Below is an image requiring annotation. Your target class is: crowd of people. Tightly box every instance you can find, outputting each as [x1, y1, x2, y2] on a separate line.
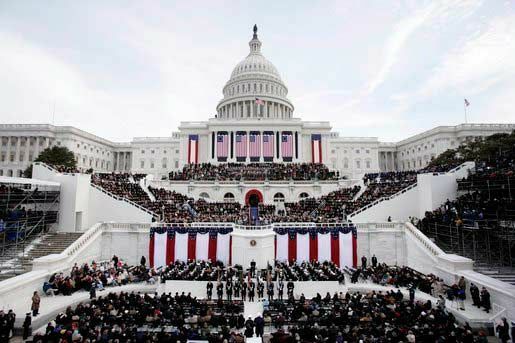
[12, 256, 506, 342]
[0, 310, 16, 341]
[31, 291, 246, 342]
[90, 168, 424, 224]
[263, 289, 488, 342]
[43, 257, 157, 297]
[169, 163, 340, 181]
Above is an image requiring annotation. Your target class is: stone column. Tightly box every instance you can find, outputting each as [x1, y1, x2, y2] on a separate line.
[5, 137, 11, 164]
[24, 137, 30, 163]
[15, 138, 21, 164]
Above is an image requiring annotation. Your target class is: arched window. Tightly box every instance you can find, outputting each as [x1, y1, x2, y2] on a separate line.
[299, 192, 309, 200]
[273, 192, 285, 202]
[223, 192, 235, 202]
[199, 192, 210, 199]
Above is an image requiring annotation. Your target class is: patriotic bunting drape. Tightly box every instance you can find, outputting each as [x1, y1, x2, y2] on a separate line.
[149, 227, 233, 268]
[217, 132, 229, 161]
[263, 132, 274, 161]
[188, 135, 199, 164]
[281, 132, 293, 161]
[249, 131, 261, 162]
[311, 134, 322, 164]
[236, 132, 247, 161]
[274, 226, 357, 268]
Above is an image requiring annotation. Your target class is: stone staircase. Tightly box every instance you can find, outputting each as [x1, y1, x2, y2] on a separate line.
[473, 264, 515, 286]
[0, 232, 83, 281]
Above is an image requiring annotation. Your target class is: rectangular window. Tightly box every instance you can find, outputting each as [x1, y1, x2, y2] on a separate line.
[140, 160, 145, 168]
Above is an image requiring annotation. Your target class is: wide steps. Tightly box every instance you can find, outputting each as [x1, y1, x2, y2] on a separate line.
[0, 232, 83, 281]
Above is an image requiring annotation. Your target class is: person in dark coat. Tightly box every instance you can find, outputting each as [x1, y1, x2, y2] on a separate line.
[140, 255, 146, 267]
[470, 283, 480, 308]
[216, 282, 223, 300]
[361, 256, 367, 269]
[267, 282, 274, 301]
[89, 283, 96, 299]
[257, 281, 264, 299]
[206, 281, 213, 300]
[254, 314, 265, 337]
[226, 282, 233, 301]
[241, 281, 247, 301]
[480, 287, 491, 313]
[250, 260, 256, 277]
[248, 281, 255, 302]
[22, 313, 31, 340]
[278, 281, 284, 300]
[244, 317, 255, 337]
[496, 317, 510, 343]
[371, 254, 378, 268]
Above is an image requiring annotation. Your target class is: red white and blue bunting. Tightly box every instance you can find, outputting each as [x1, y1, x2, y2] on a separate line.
[274, 226, 357, 268]
[149, 227, 233, 268]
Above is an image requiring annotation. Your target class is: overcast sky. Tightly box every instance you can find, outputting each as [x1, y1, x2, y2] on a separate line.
[1, 0, 514, 142]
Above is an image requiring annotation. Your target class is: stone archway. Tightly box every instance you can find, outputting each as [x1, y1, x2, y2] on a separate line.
[245, 189, 263, 206]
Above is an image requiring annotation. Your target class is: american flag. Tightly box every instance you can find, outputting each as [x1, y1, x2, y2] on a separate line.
[236, 133, 247, 158]
[217, 133, 228, 158]
[263, 133, 274, 158]
[249, 132, 260, 158]
[281, 132, 293, 158]
[255, 98, 264, 105]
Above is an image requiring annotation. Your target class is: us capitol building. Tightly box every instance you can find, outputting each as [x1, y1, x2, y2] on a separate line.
[1, 26, 514, 180]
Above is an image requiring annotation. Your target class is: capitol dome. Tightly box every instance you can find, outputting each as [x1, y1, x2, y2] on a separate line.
[216, 25, 294, 120]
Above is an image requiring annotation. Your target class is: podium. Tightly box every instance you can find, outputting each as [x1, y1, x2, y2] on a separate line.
[231, 228, 275, 269]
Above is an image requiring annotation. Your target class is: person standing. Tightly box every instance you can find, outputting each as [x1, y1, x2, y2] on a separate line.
[140, 255, 146, 267]
[254, 314, 265, 337]
[371, 254, 378, 268]
[458, 276, 466, 297]
[481, 287, 491, 313]
[89, 283, 96, 299]
[496, 317, 510, 343]
[248, 280, 255, 302]
[6, 310, 16, 340]
[409, 285, 416, 304]
[241, 281, 247, 301]
[361, 256, 367, 269]
[470, 283, 480, 308]
[206, 281, 213, 300]
[278, 280, 284, 301]
[244, 317, 255, 337]
[216, 282, 223, 301]
[250, 260, 256, 278]
[267, 282, 274, 301]
[31, 291, 40, 316]
[22, 313, 31, 340]
[226, 281, 233, 301]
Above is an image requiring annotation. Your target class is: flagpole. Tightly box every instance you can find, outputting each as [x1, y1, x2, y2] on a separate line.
[464, 102, 467, 124]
